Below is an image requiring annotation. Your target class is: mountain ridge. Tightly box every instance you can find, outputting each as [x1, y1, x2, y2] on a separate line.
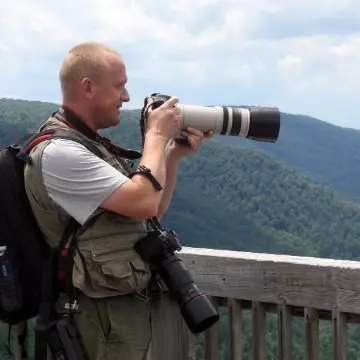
[2, 97, 360, 203]
[2, 98, 360, 360]
[1, 97, 360, 261]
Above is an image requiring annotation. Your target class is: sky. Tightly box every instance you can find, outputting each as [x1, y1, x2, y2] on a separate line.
[1, 0, 360, 129]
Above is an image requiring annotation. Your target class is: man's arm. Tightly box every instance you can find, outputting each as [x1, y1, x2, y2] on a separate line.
[155, 128, 215, 219]
[101, 131, 168, 219]
[156, 146, 182, 220]
[41, 133, 169, 224]
[101, 96, 182, 219]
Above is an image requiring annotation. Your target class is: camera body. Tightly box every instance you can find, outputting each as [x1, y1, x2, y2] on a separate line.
[134, 219, 219, 334]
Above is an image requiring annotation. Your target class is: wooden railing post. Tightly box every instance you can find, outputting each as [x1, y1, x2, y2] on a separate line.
[228, 298, 243, 360]
[278, 302, 292, 360]
[150, 291, 195, 360]
[205, 296, 220, 360]
[148, 247, 360, 359]
[332, 308, 347, 360]
[252, 301, 267, 360]
[304, 308, 319, 360]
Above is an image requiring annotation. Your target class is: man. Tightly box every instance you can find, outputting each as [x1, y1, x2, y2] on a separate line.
[23, 42, 213, 360]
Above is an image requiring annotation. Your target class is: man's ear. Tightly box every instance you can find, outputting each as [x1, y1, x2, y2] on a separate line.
[81, 78, 94, 99]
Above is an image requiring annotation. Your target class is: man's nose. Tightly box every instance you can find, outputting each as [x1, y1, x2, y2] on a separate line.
[122, 90, 130, 102]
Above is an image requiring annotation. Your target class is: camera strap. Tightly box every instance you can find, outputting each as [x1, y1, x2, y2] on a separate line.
[54, 106, 143, 160]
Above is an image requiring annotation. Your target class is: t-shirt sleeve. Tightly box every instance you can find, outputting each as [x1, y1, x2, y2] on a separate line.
[41, 139, 129, 225]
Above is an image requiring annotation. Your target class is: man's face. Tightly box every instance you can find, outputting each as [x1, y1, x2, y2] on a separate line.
[90, 53, 130, 130]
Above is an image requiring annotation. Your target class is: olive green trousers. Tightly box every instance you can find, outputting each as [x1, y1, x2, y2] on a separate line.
[73, 291, 154, 360]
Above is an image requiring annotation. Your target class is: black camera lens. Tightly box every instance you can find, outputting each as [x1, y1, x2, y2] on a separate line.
[134, 224, 219, 334]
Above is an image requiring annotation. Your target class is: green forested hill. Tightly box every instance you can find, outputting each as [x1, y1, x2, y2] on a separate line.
[2, 97, 360, 203]
[2, 98, 360, 359]
[1, 98, 360, 261]
[215, 111, 360, 202]
[170, 141, 360, 260]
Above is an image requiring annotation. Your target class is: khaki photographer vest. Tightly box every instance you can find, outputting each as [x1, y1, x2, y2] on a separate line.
[24, 116, 152, 298]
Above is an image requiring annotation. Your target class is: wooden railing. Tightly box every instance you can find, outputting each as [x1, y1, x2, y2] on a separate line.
[150, 247, 360, 360]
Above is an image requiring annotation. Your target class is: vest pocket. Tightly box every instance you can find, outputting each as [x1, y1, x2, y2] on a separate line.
[87, 249, 151, 295]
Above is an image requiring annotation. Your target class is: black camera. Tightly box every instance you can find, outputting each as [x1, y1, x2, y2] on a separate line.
[134, 218, 219, 334]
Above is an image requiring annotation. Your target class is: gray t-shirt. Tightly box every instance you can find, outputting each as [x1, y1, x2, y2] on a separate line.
[41, 139, 129, 225]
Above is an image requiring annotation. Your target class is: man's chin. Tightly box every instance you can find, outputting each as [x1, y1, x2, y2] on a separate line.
[110, 118, 120, 128]
[110, 111, 120, 125]
[98, 118, 119, 130]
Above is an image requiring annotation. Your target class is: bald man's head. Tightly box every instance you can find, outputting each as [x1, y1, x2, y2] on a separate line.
[59, 42, 122, 99]
[58, 42, 130, 130]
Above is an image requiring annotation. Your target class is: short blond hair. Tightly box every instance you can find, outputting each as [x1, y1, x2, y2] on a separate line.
[59, 42, 120, 98]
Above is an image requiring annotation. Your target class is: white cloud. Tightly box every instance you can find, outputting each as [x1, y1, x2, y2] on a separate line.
[278, 56, 302, 72]
[1, 0, 360, 128]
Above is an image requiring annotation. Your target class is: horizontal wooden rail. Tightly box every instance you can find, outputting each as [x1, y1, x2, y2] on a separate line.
[6, 247, 360, 359]
[179, 247, 360, 315]
[150, 247, 360, 360]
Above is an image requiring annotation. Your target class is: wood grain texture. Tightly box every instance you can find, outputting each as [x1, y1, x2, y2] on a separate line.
[305, 308, 319, 360]
[228, 298, 243, 360]
[278, 303, 292, 360]
[150, 292, 196, 360]
[148, 247, 360, 359]
[332, 309, 347, 360]
[205, 297, 220, 360]
[178, 247, 360, 314]
[252, 301, 267, 360]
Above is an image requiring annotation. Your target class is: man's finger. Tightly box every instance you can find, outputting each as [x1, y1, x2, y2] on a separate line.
[144, 96, 155, 114]
[186, 127, 207, 137]
[204, 130, 215, 138]
[159, 96, 179, 110]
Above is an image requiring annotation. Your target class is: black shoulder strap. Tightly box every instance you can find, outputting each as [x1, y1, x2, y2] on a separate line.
[16, 128, 104, 164]
[35, 217, 81, 360]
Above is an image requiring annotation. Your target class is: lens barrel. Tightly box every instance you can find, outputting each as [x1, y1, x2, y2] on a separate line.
[180, 104, 281, 143]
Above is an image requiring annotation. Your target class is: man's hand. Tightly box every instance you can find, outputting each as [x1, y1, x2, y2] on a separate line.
[145, 96, 182, 142]
[156, 127, 214, 219]
[166, 127, 215, 158]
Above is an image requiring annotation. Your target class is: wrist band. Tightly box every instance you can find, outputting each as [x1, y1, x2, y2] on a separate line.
[129, 165, 163, 191]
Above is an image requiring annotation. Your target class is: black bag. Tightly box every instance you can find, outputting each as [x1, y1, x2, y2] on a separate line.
[0, 136, 48, 325]
[47, 315, 87, 360]
[0, 129, 104, 326]
[0, 128, 103, 360]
